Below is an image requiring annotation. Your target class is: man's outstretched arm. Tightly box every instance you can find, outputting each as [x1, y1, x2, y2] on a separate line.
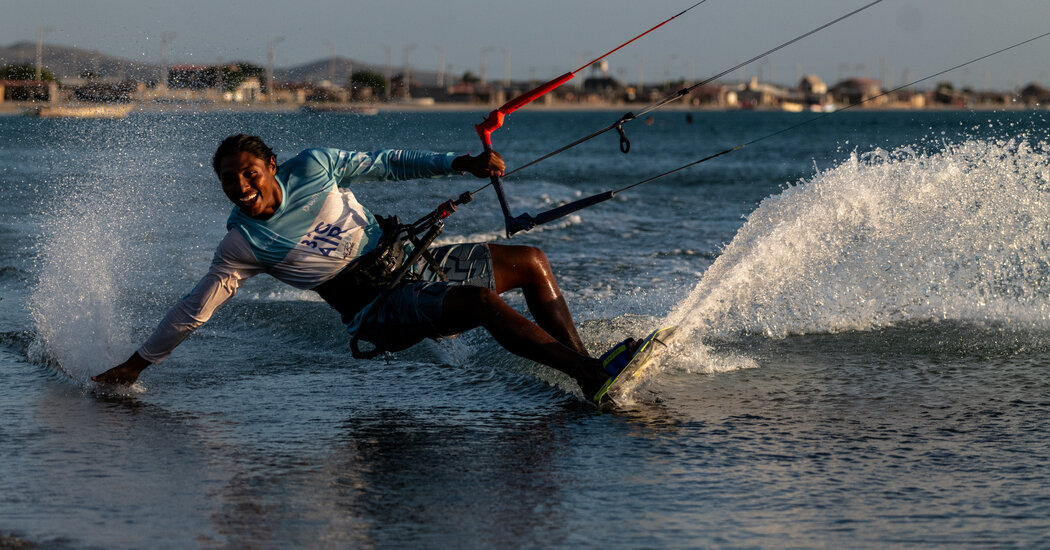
[90, 232, 260, 387]
[333, 149, 504, 185]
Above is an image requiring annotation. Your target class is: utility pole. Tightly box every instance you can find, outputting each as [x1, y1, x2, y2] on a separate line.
[434, 46, 446, 89]
[217, 56, 224, 96]
[160, 32, 176, 89]
[480, 47, 494, 86]
[403, 43, 417, 98]
[35, 27, 55, 81]
[347, 59, 353, 95]
[502, 48, 510, 89]
[324, 41, 336, 84]
[635, 54, 645, 96]
[381, 45, 392, 100]
[664, 53, 677, 89]
[267, 36, 284, 101]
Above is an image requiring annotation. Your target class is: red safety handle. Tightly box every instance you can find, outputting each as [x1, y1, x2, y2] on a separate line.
[475, 71, 574, 148]
[436, 199, 457, 219]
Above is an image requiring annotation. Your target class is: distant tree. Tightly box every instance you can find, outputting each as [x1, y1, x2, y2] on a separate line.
[350, 70, 386, 93]
[0, 64, 55, 81]
[936, 81, 955, 92]
[460, 70, 479, 84]
[80, 70, 101, 79]
[236, 62, 265, 80]
[210, 62, 265, 92]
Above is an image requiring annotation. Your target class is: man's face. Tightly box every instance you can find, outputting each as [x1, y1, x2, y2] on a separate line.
[218, 151, 281, 219]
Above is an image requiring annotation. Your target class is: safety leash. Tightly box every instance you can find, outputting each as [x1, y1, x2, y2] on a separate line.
[348, 193, 473, 358]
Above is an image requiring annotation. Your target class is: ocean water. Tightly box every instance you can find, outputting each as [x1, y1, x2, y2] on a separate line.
[2, 107, 1050, 548]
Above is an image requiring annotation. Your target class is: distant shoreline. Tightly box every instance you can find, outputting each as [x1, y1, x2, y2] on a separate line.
[0, 100, 1040, 116]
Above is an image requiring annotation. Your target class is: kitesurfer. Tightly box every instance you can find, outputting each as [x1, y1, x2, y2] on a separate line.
[92, 135, 637, 401]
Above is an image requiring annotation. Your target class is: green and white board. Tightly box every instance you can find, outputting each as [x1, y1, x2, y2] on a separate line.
[597, 325, 679, 407]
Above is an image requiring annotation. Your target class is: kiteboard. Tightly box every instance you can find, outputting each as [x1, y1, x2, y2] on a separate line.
[595, 325, 679, 407]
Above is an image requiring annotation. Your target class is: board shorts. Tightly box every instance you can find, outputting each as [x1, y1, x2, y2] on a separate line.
[346, 242, 496, 353]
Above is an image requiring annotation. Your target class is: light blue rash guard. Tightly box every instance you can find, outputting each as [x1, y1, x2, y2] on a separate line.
[138, 148, 460, 363]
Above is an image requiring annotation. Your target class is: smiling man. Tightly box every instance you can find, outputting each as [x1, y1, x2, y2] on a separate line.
[92, 134, 637, 403]
[221, 149, 282, 218]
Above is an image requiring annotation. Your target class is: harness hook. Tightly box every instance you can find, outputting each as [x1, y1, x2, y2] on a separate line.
[616, 122, 631, 154]
[616, 112, 635, 154]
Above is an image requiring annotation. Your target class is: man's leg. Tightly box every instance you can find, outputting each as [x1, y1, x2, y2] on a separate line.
[439, 285, 608, 396]
[488, 244, 588, 355]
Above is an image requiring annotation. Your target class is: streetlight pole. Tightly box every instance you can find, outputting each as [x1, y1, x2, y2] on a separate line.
[324, 40, 336, 84]
[217, 56, 224, 96]
[35, 26, 55, 82]
[402, 43, 417, 98]
[502, 48, 510, 89]
[267, 36, 284, 101]
[635, 54, 645, 97]
[664, 53, 678, 90]
[160, 32, 176, 89]
[481, 46, 497, 86]
[381, 45, 392, 101]
[434, 46, 446, 89]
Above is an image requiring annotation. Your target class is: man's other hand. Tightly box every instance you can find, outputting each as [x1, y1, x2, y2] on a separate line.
[452, 150, 505, 178]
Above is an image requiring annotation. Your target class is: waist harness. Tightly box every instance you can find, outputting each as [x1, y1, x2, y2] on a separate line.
[316, 194, 471, 358]
[314, 213, 448, 317]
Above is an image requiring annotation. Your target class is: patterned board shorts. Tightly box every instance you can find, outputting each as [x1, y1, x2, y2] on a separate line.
[346, 242, 495, 353]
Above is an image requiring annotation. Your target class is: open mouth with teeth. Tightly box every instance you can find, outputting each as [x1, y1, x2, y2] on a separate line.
[238, 191, 260, 207]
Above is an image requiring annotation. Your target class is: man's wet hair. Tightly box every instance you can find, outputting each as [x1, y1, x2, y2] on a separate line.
[213, 134, 276, 176]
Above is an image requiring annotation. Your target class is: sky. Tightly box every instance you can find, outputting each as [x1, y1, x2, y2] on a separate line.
[2, 0, 1047, 90]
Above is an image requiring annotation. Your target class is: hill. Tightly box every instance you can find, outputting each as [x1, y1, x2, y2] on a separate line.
[0, 41, 159, 81]
[0, 42, 441, 87]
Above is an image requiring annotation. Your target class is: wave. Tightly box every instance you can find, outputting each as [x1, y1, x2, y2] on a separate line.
[668, 136, 1050, 342]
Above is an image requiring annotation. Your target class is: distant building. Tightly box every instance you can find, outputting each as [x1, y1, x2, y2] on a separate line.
[830, 78, 884, 106]
[583, 76, 621, 96]
[688, 84, 735, 108]
[271, 82, 309, 104]
[1020, 83, 1050, 107]
[798, 74, 827, 95]
[796, 74, 830, 109]
[578, 60, 621, 103]
[973, 90, 1012, 107]
[306, 81, 349, 103]
[168, 65, 214, 90]
[737, 78, 788, 108]
[226, 77, 261, 103]
[0, 80, 57, 102]
[932, 84, 970, 107]
[893, 89, 926, 108]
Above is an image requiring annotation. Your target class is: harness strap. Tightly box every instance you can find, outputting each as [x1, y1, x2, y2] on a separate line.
[310, 212, 451, 359]
[348, 221, 446, 359]
[313, 215, 416, 323]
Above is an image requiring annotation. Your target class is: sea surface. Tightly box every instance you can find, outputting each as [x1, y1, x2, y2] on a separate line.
[1, 107, 1049, 548]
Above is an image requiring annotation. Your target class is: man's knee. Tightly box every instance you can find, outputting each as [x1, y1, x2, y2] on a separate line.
[517, 247, 558, 296]
[492, 244, 554, 290]
[521, 246, 552, 276]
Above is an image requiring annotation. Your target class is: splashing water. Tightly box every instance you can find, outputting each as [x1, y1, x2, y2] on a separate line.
[25, 121, 207, 383]
[668, 137, 1050, 343]
[27, 190, 134, 382]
